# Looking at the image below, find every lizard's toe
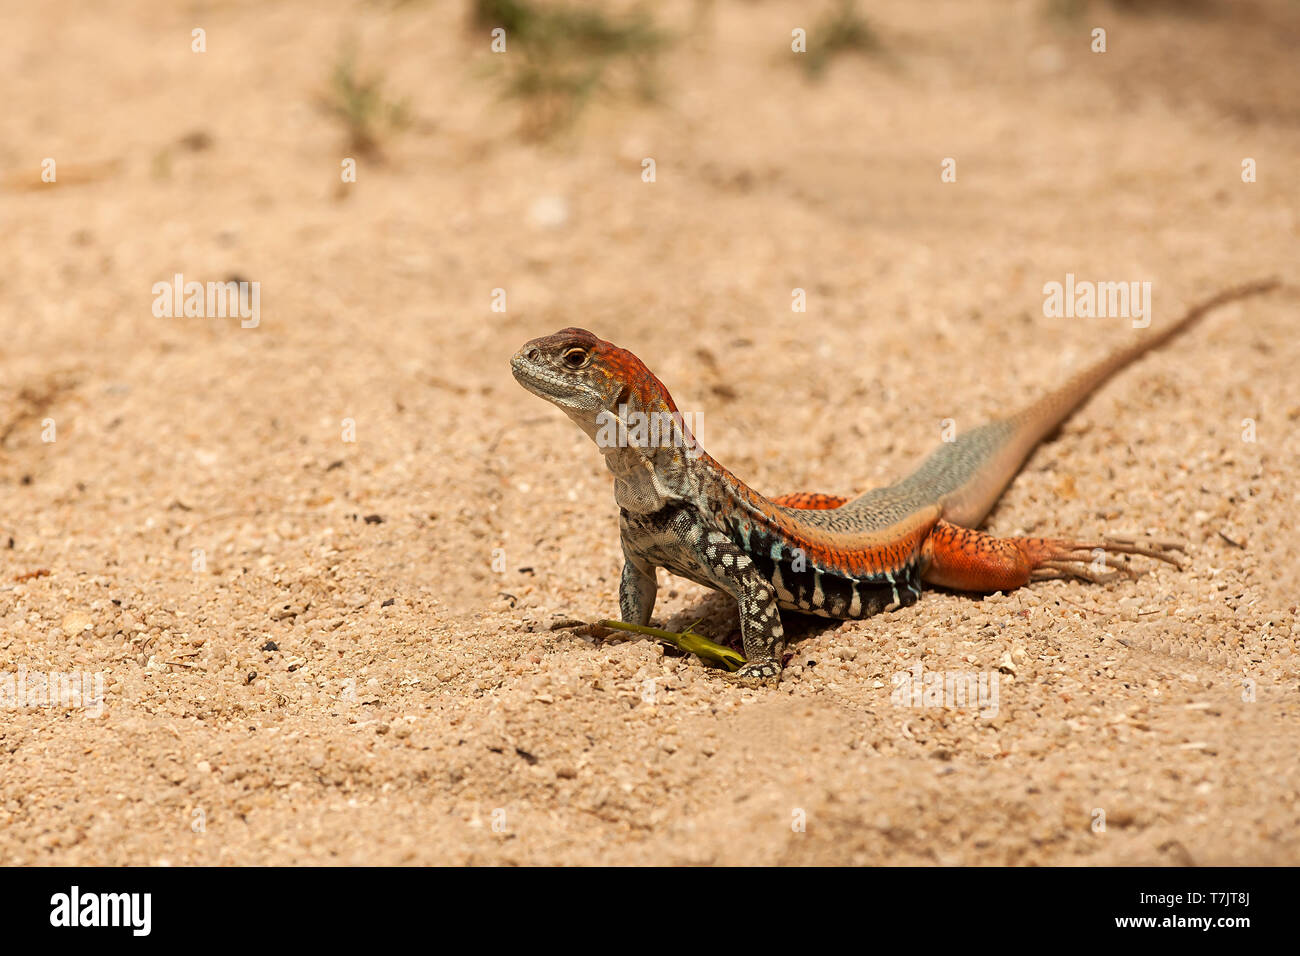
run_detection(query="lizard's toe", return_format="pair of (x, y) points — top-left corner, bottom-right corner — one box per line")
(731, 660), (781, 686)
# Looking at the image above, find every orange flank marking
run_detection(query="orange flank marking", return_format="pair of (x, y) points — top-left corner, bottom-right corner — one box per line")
(770, 492), (849, 510)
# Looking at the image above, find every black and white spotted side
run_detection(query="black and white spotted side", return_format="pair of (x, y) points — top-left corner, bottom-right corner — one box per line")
(737, 525), (923, 619)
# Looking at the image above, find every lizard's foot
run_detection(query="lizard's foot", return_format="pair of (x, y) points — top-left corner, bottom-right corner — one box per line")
(921, 520), (1186, 591)
(1028, 536), (1186, 584)
(730, 659), (781, 687)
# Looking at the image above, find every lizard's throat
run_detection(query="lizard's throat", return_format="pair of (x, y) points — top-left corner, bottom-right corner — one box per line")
(582, 400), (703, 460)
(600, 427), (706, 514)
(565, 397), (708, 512)
(607, 449), (696, 514)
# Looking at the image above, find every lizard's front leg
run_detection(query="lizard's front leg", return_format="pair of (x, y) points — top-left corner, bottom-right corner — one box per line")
(619, 541), (658, 626)
(729, 570), (786, 683)
(669, 514), (786, 682)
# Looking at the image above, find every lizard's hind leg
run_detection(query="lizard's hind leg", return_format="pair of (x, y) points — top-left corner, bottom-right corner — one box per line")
(920, 520), (1184, 592)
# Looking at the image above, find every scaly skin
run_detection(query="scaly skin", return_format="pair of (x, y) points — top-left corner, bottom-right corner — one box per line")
(510, 280), (1277, 683)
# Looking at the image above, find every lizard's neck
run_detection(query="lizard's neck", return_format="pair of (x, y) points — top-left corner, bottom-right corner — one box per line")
(608, 451), (682, 514)
(569, 355), (772, 521)
(573, 390), (719, 515)
(601, 422), (765, 526)
(599, 422), (710, 515)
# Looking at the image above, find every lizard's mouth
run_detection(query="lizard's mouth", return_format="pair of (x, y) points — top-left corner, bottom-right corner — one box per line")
(510, 351), (593, 407)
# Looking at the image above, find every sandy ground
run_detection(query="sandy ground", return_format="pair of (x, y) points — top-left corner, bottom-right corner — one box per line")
(2, 0), (1298, 865)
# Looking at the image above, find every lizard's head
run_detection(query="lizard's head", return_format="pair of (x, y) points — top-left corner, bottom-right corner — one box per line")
(511, 328), (624, 413)
(511, 327), (685, 448)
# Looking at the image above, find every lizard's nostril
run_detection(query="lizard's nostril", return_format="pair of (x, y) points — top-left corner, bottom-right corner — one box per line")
(528, 349), (541, 362)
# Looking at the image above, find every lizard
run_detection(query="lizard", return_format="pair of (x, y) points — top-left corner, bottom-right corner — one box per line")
(510, 279), (1277, 683)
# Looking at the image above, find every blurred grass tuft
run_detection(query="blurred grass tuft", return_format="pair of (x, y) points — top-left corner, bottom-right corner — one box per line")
(802, 0), (883, 80)
(473, 0), (669, 140)
(322, 45), (411, 158)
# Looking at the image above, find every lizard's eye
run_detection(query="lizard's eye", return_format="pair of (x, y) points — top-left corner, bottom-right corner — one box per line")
(562, 347), (589, 369)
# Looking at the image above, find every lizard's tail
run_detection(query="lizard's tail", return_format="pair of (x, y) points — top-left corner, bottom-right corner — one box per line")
(1009, 278), (1279, 445)
(935, 277), (1279, 528)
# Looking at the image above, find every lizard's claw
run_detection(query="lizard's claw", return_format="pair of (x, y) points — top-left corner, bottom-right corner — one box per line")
(1100, 535), (1187, 566)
